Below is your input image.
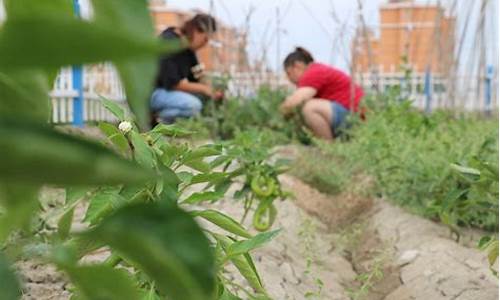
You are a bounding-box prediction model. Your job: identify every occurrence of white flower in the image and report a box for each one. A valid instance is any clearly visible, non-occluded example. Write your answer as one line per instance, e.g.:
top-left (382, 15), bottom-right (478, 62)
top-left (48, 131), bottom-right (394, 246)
top-left (118, 121), bottom-right (132, 134)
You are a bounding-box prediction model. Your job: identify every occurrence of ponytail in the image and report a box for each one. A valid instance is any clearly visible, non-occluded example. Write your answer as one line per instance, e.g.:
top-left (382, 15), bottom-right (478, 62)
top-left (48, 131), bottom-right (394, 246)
top-left (283, 47), bottom-right (314, 68)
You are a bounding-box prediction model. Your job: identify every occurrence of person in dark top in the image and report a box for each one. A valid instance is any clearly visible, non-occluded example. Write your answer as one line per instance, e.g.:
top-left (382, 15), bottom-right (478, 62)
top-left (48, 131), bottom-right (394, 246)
top-left (151, 14), bottom-right (222, 124)
top-left (280, 47), bottom-right (364, 140)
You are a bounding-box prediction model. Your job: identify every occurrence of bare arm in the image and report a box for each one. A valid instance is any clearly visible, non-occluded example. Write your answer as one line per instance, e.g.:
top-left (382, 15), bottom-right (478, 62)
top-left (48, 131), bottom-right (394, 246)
top-left (174, 79), bottom-right (213, 97)
top-left (280, 87), bottom-right (317, 115)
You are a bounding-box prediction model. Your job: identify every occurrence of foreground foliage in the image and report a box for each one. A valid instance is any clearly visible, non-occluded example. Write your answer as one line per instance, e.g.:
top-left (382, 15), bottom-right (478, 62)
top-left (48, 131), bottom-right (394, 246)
top-left (0, 2), bottom-right (289, 299)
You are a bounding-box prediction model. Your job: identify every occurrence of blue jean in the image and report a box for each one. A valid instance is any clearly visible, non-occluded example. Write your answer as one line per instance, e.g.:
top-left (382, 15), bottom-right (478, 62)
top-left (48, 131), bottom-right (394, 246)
top-left (150, 89), bottom-right (203, 122)
top-left (330, 102), bottom-right (350, 136)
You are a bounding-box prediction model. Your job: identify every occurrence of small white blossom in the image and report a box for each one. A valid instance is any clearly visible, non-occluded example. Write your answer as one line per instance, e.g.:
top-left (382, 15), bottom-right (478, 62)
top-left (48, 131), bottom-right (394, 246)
top-left (118, 121), bottom-right (132, 134)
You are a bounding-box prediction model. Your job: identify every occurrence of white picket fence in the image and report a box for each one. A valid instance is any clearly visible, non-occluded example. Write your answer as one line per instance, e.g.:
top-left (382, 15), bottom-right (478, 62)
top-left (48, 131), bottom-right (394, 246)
top-left (50, 65), bottom-right (497, 125)
top-left (355, 72), bottom-right (499, 112)
top-left (50, 67), bottom-right (290, 125)
top-left (225, 70), bottom-right (498, 112)
top-left (51, 64), bottom-right (126, 124)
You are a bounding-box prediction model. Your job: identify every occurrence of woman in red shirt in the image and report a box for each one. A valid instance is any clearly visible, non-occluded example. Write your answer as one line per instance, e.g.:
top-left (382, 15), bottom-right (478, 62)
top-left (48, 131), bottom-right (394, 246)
top-left (280, 47), bottom-right (364, 140)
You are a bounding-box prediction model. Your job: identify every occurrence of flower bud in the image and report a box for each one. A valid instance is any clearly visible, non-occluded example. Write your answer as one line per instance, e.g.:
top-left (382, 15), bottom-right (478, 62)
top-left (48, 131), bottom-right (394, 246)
top-left (118, 121), bottom-right (132, 134)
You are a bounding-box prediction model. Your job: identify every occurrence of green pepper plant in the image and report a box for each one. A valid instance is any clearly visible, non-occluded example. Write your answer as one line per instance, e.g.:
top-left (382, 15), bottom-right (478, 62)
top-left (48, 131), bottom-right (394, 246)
top-left (223, 130), bottom-right (291, 232)
top-left (0, 1), bottom-right (290, 299)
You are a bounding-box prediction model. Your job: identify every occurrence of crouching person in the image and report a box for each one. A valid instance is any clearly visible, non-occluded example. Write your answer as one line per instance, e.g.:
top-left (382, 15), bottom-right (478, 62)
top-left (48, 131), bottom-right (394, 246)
top-left (151, 14), bottom-right (222, 124)
top-left (280, 47), bottom-right (364, 140)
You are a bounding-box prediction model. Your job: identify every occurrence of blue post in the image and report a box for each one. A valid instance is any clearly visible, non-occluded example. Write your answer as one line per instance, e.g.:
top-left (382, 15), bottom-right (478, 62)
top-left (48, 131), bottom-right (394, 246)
top-left (72, 0), bottom-right (84, 127)
top-left (485, 65), bottom-right (493, 116)
top-left (424, 68), bottom-right (432, 113)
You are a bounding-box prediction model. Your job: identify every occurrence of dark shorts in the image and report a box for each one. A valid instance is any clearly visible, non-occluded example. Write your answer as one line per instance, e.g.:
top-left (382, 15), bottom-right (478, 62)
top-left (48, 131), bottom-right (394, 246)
top-left (330, 102), bottom-right (350, 136)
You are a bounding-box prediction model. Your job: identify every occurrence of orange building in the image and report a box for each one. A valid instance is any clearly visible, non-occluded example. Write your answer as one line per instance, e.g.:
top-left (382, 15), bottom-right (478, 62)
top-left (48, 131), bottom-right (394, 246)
top-left (149, 0), bottom-right (248, 73)
top-left (352, 0), bottom-right (455, 75)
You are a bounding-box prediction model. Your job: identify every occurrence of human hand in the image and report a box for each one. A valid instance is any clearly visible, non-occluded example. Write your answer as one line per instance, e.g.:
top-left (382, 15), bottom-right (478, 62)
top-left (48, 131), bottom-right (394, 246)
top-left (203, 85), bottom-right (214, 98)
top-left (279, 100), bottom-right (294, 116)
top-left (213, 90), bottom-right (225, 101)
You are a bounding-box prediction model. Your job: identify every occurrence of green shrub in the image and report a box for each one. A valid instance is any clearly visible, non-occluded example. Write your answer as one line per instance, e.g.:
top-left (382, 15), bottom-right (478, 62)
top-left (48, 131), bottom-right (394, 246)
top-left (182, 85), bottom-right (312, 145)
top-left (299, 96), bottom-right (499, 231)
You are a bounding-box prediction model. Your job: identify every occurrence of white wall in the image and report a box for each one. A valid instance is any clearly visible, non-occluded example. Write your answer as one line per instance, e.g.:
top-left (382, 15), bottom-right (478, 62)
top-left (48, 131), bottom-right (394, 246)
top-left (0, 0), bottom-right (5, 24)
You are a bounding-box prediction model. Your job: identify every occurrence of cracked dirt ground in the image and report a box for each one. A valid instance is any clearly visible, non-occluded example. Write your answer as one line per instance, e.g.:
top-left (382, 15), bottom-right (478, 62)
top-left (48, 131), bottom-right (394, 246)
top-left (15, 168), bottom-right (499, 299)
top-left (282, 176), bottom-right (498, 300)
top-left (203, 174), bottom-right (499, 300)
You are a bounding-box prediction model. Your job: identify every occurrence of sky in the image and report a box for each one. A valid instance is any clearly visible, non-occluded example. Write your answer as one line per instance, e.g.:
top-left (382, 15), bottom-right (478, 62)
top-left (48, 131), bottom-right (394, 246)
top-left (0, 0), bottom-right (497, 75)
top-left (160, 0), bottom-right (499, 75)
top-left (161, 0), bottom-right (380, 72)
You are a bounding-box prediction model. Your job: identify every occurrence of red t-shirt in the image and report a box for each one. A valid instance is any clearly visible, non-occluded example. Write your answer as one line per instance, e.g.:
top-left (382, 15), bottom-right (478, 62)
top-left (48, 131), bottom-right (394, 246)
top-left (297, 63), bottom-right (364, 111)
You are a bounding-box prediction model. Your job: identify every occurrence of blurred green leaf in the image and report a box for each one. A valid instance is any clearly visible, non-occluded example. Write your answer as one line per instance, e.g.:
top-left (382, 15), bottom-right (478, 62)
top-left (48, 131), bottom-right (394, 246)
top-left (158, 166), bottom-right (180, 204)
top-left (442, 189), bottom-right (467, 210)
top-left (249, 294), bottom-right (273, 300)
top-left (219, 287), bottom-right (242, 300)
top-left (85, 203), bottom-right (215, 300)
top-left (213, 179), bottom-right (232, 196)
top-left (479, 236), bottom-right (493, 249)
top-left (118, 185), bottom-right (149, 206)
top-left (98, 122), bottom-right (130, 154)
top-left (487, 241), bottom-right (499, 266)
top-left (0, 120), bottom-right (153, 185)
top-left (0, 184), bottom-right (39, 242)
top-left (192, 210), bottom-right (252, 238)
top-left (226, 230), bottom-right (281, 258)
top-left (64, 236), bottom-right (105, 260)
top-left (66, 187), bottom-right (91, 206)
top-left (130, 131), bottom-right (156, 169)
top-left (0, 70), bottom-right (51, 122)
top-left (58, 207), bottom-right (74, 240)
top-left (185, 146), bottom-right (222, 161)
top-left (151, 123), bottom-right (194, 137)
top-left (234, 187), bottom-right (251, 200)
top-left (92, 0), bottom-right (179, 129)
top-left (479, 236), bottom-right (499, 268)
top-left (184, 159), bottom-right (211, 173)
top-left (190, 173), bottom-right (229, 185)
top-left (5, 0), bottom-right (73, 18)
top-left (209, 155), bottom-right (232, 169)
top-left (159, 143), bottom-right (182, 167)
top-left (182, 191), bottom-right (224, 204)
top-left (177, 172), bottom-right (194, 185)
top-left (161, 166), bottom-right (181, 188)
top-left (3, 0), bottom-right (178, 128)
top-left (63, 264), bottom-right (141, 300)
top-left (116, 60), bottom-right (157, 130)
top-left (100, 97), bottom-right (126, 121)
top-left (141, 285), bottom-right (161, 300)
top-left (84, 187), bottom-right (126, 225)
top-left (214, 234), bottom-right (265, 295)
top-left (0, 253), bottom-right (21, 300)
top-left (0, 17), bottom-right (163, 70)
top-left (451, 164), bottom-right (481, 176)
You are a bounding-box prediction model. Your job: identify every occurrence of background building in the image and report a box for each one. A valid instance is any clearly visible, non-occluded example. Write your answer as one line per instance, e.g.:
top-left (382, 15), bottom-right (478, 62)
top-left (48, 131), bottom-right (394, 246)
top-left (349, 0), bottom-right (467, 110)
top-left (352, 0), bottom-right (455, 75)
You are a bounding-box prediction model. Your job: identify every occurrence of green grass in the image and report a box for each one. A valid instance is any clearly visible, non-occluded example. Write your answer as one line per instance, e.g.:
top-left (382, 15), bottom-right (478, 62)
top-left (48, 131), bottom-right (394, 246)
top-left (293, 97), bottom-right (499, 231)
